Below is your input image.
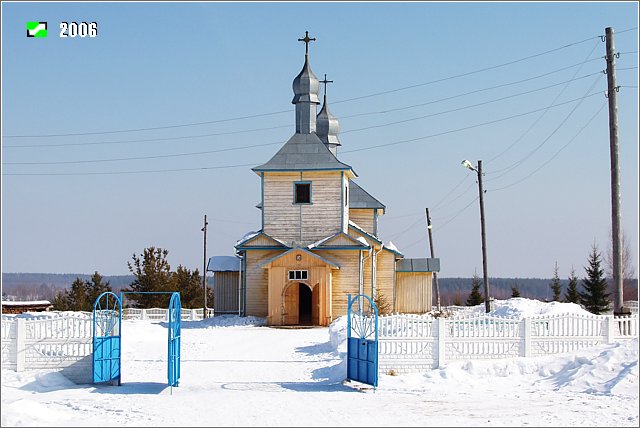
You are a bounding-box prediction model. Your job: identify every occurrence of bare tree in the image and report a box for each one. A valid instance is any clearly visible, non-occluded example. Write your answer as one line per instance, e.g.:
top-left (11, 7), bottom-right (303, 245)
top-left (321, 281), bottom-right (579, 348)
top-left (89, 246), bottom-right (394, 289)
top-left (605, 229), bottom-right (636, 280)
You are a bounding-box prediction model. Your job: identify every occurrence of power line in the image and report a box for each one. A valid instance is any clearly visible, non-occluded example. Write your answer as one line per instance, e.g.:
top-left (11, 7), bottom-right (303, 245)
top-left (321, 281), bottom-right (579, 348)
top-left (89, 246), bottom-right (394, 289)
top-left (3, 33), bottom-right (605, 139)
top-left (4, 90), bottom-right (605, 175)
top-left (4, 74), bottom-right (605, 166)
top-left (4, 61), bottom-right (606, 150)
top-left (340, 90), bottom-right (602, 155)
top-left (331, 34), bottom-right (601, 105)
top-left (485, 74), bottom-right (603, 181)
top-left (486, 39), bottom-right (601, 165)
top-left (3, 162), bottom-right (257, 176)
top-left (4, 141), bottom-right (285, 166)
top-left (487, 101), bottom-right (608, 192)
top-left (341, 71), bottom-right (603, 136)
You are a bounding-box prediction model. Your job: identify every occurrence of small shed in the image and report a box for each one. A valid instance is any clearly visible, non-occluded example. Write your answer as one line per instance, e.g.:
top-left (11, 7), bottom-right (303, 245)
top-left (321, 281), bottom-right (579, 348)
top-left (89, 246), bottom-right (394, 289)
top-left (207, 256), bottom-right (242, 315)
top-left (1, 300), bottom-right (53, 314)
top-left (395, 258), bottom-right (440, 313)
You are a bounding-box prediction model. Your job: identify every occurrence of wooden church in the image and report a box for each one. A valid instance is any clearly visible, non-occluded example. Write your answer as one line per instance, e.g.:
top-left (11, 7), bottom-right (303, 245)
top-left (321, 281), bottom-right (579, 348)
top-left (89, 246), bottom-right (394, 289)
top-left (209, 32), bottom-right (439, 326)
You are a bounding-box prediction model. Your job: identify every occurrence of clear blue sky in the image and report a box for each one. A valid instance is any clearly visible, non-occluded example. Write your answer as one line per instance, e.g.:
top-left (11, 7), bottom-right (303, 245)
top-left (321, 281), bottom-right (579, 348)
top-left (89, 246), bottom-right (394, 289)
top-left (2, 2), bottom-right (638, 280)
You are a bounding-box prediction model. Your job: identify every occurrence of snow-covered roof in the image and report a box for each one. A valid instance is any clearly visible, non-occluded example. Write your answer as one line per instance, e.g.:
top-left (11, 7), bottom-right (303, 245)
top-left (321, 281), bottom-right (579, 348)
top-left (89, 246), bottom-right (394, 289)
top-left (207, 256), bottom-right (242, 272)
top-left (386, 241), bottom-right (399, 253)
top-left (235, 230), bottom-right (261, 247)
top-left (1, 300), bottom-right (51, 306)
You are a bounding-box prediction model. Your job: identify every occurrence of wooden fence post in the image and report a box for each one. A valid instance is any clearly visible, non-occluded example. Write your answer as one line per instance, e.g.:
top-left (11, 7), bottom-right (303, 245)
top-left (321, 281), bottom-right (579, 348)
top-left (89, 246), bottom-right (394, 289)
top-left (522, 317), bottom-right (532, 358)
top-left (16, 318), bottom-right (26, 372)
top-left (436, 317), bottom-right (446, 368)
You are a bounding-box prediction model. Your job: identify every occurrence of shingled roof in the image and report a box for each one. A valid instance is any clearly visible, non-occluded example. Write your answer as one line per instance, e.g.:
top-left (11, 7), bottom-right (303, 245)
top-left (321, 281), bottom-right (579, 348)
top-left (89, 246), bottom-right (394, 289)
top-left (252, 133), bottom-right (355, 173)
top-left (349, 181), bottom-right (385, 211)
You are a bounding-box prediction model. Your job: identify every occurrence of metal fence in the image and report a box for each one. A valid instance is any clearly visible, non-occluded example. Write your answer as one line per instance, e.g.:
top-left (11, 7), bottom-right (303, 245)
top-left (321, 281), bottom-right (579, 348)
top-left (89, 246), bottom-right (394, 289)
top-left (378, 312), bottom-right (638, 374)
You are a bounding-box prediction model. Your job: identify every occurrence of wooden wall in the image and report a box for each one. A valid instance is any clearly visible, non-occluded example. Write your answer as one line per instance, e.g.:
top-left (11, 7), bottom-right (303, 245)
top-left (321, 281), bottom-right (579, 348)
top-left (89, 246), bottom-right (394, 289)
top-left (349, 209), bottom-right (375, 235)
top-left (396, 272), bottom-right (433, 314)
top-left (263, 171), bottom-right (343, 245)
top-left (213, 272), bottom-right (239, 314)
top-left (245, 250), bottom-right (282, 317)
top-left (320, 250), bottom-right (361, 317)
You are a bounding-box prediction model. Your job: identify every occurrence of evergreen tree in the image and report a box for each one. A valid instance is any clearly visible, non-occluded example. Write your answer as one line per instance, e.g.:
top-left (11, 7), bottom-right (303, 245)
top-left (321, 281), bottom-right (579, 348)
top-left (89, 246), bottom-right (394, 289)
top-left (511, 283), bottom-right (521, 298)
top-left (51, 291), bottom-right (68, 311)
top-left (171, 265), bottom-right (208, 309)
top-left (67, 277), bottom-right (90, 311)
top-left (564, 268), bottom-right (580, 304)
top-left (579, 244), bottom-right (611, 314)
top-left (466, 272), bottom-right (484, 306)
top-left (125, 247), bottom-right (173, 308)
top-left (550, 262), bottom-right (562, 301)
top-left (86, 271), bottom-right (113, 308)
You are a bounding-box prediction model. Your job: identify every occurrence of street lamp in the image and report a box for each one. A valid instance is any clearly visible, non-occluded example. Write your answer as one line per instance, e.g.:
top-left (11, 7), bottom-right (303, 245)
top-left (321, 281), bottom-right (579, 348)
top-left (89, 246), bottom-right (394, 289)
top-left (462, 159), bottom-right (491, 313)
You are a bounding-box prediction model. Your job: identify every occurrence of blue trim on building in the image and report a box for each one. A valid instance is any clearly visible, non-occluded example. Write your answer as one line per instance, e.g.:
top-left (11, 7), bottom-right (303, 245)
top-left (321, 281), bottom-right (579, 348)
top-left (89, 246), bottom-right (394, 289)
top-left (252, 167), bottom-right (351, 172)
top-left (340, 171), bottom-right (344, 231)
top-left (383, 247), bottom-right (404, 257)
top-left (261, 172), bottom-right (265, 229)
top-left (373, 210), bottom-right (378, 236)
top-left (236, 246), bottom-right (289, 251)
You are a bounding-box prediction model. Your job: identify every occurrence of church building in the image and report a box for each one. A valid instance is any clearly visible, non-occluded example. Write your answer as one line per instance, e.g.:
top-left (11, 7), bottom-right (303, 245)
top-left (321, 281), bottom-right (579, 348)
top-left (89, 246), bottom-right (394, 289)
top-left (209, 32), bottom-right (439, 326)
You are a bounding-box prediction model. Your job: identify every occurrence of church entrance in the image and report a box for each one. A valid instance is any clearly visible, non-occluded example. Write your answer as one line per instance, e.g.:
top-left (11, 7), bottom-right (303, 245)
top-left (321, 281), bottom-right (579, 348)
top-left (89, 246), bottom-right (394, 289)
top-left (298, 283), bottom-right (312, 325)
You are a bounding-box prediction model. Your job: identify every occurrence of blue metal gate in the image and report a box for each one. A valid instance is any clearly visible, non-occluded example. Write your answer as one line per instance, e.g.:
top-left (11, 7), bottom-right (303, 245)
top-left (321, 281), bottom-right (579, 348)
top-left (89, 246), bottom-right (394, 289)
top-left (93, 292), bottom-right (122, 385)
top-left (167, 292), bottom-right (181, 387)
top-left (346, 293), bottom-right (378, 387)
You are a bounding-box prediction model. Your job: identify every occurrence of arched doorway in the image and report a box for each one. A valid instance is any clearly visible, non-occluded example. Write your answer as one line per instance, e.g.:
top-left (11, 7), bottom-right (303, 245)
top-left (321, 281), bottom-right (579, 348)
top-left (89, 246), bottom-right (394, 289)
top-left (283, 282), bottom-right (320, 326)
top-left (298, 283), bottom-right (312, 325)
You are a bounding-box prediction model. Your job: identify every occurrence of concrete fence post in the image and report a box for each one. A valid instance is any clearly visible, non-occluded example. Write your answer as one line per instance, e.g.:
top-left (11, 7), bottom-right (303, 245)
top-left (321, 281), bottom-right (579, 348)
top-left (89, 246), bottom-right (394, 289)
top-left (522, 317), bottom-right (532, 358)
top-left (191, 309), bottom-right (197, 321)
top-left (436, 317), bottom-right (446, 368)
top-left (16, 318), bottom-right (26, 372)
top-left (605, 316), bottom-right (615, 344)
top-left (141, 309), bottom-right (147, 321)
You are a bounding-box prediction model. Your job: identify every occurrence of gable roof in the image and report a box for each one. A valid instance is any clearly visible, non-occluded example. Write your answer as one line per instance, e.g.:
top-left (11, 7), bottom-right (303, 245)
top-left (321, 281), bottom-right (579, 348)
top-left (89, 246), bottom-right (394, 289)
top-left (349, 181), bottom-right (385, 211)
top-left (258, 247), bottom-right (340, 269)
top-left (307, 232), bottom-right (370, 250)
top-left (235, 230), bottom-right (290, 250)
top-left (252, 133), bottom-right (355, 174)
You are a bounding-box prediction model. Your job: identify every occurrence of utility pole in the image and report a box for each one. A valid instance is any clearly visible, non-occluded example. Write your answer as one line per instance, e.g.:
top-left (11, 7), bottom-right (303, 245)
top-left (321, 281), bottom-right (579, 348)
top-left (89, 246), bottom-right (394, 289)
top-left (605, 27), bottom-right (628, 316)
top-left (201, 215), bottom-right (209, 318)
top-left (425, 208), bottom-right (441, 312)
top-left (476, 160), bottom-right (490, 314)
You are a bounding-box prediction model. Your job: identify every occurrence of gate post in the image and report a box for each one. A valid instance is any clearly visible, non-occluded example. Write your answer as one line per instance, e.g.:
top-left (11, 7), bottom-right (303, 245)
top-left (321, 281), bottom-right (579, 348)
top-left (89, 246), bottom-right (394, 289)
top-left (522, 317), bottom-right (532, 357)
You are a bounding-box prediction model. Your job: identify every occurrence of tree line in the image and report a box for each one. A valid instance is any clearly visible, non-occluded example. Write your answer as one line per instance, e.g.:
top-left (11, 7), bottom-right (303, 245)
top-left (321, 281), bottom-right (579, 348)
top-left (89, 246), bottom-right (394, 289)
top-left (52, 246), bottom-right (212, 311)
top-left (464, 243), bottom-right (619, 315)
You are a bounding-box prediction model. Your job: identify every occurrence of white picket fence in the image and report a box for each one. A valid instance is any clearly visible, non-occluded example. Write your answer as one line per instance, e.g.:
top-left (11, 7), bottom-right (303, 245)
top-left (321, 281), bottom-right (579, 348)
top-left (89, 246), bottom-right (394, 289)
top-left (376, 313), bottom-right (638, 374)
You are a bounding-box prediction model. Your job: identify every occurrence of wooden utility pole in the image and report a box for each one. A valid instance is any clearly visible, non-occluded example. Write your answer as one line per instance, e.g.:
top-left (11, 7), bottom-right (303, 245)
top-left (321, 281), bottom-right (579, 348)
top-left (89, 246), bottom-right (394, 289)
top-left (605, 27), bottom-right (628, 316)
top-left (425, 208), bottom-right (441, 311)
top-left (476, 160), bottom-right (490, 313)
top-left (201, 215), bottom-right (209, 318)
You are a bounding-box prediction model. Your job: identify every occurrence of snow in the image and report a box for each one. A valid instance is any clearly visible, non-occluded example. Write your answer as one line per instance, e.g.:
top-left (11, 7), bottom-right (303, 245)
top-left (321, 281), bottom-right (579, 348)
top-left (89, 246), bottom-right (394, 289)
top-left (234, 230), bottom-right (260, 247)
top-left (447, 297), bottom-right (595, 319)
top-left (355, 236), bottom-right (370, 247)
top-left (1, 300), bottom-right (51, 306)
top-left (1, 298), bottom-right (638, 427)
top-left (385, 240), bottom-right (399, 253)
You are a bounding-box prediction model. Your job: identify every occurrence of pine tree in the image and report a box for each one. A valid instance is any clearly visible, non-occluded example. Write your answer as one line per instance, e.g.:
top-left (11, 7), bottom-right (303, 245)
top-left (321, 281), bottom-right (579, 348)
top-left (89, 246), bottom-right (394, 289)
top-left (125, 247), bottom-right (173, 308)
top-left (564, 268), bottom-right (580, 304)
top-left (579, 244), bottom-right (611, 314)
top-left (511, 283), bottom-right (521, 298)
top-left (87, 271), bottom-right (113, 309)
top-left (466, 272), bottom-right (484, 306)
top-left (550, 262), bottom-right (562, 301)
top-left (171, 265), bottom-right (208, 309)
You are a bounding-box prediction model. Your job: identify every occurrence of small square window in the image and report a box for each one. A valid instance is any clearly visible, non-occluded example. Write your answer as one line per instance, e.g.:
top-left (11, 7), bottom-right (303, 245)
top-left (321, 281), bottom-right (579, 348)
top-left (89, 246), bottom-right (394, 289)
top-left (295, 183), bottom-right (311, 204)
top-left (288, 270), bottom-right (308, 281)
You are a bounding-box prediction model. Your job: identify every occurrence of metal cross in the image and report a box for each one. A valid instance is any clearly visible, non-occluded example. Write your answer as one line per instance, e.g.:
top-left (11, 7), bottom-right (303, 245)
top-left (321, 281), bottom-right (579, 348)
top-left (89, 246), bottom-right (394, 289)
top-left (298, 31), bottom-right (316, 55)
top-left (320, 74), bottom-right (333, 96)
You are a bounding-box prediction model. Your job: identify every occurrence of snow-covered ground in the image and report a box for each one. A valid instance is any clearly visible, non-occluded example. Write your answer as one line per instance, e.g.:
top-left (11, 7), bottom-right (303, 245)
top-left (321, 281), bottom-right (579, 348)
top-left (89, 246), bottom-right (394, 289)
top-left (1, 299), bottom-right (638, 427)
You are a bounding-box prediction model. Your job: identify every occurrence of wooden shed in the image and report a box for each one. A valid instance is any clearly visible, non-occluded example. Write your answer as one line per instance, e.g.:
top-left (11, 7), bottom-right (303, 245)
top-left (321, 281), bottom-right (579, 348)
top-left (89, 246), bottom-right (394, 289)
top-left (207, 256), bottom-right (242, 315)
